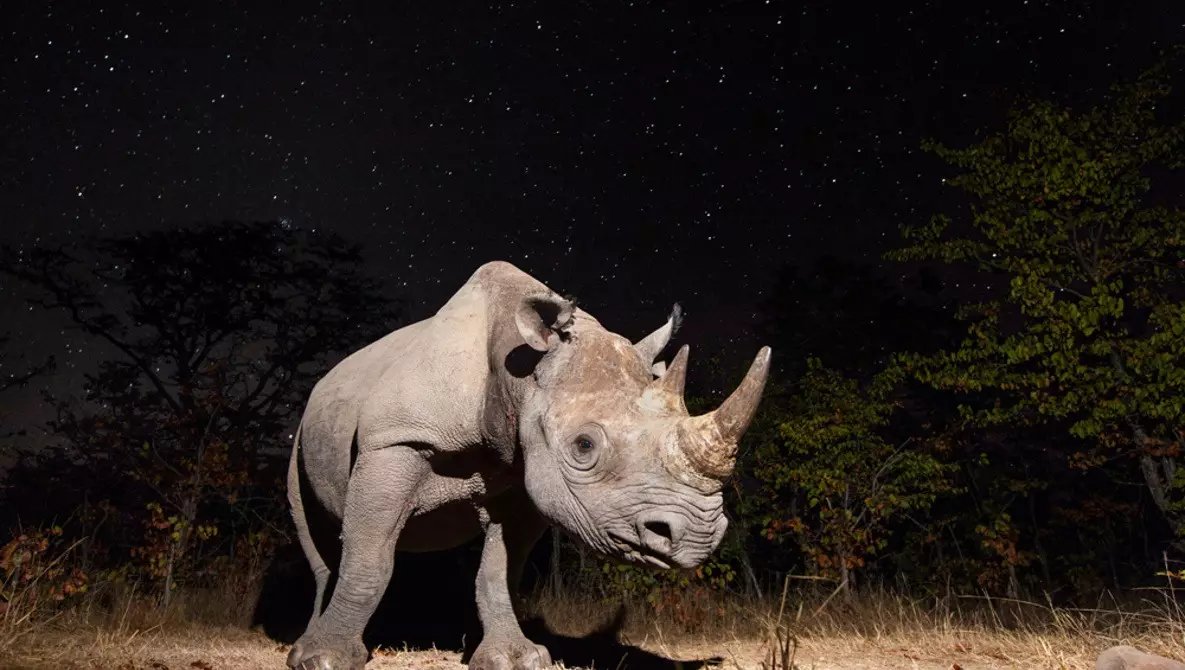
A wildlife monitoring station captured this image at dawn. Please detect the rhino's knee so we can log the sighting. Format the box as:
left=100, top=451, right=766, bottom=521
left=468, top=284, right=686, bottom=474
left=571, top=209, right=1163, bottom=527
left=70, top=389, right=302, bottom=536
left=338, top=578, right=384, bottom=604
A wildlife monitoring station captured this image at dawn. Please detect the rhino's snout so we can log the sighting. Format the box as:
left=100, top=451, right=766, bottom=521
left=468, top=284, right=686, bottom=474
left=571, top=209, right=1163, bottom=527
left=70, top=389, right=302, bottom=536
left=609, top=507, right=727, bottom=570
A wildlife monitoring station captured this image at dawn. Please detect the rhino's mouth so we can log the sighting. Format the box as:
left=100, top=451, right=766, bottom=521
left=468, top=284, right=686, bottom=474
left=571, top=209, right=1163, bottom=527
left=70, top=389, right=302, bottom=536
left=607, top=530, right=672, bottom=570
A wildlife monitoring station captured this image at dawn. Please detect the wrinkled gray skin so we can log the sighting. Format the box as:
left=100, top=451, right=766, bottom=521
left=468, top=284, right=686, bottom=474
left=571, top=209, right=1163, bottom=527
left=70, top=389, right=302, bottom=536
left=1097, top=646, right=1185, bottom=670
left=286, top=261, right=772, bottom=670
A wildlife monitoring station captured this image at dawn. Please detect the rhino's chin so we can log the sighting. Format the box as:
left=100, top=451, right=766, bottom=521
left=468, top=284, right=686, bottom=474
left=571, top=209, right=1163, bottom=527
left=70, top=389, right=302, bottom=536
left=604, top=529, right=718, bottom=570
left=607, top=530, right=675, bottom=569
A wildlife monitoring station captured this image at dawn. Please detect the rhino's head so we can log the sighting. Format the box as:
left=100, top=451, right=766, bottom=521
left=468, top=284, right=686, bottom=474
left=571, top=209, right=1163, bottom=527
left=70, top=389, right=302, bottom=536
left=512, top=293, right=770, bottom=569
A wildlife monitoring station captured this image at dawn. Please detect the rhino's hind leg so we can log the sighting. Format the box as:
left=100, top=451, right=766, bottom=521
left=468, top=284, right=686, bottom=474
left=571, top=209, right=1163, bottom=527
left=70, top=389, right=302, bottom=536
left=288, top=447, right=427, bottom=670
left=470, top=494, right=551, bottom=670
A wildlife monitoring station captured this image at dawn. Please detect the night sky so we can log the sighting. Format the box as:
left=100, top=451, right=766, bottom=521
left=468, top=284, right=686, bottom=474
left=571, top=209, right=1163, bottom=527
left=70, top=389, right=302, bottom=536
left=1, top=1, right=1182, bottom=434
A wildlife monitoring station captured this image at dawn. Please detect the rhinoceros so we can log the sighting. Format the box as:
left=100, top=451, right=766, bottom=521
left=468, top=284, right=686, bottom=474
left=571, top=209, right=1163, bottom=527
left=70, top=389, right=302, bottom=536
left=285, top=261, right=771, bottom=670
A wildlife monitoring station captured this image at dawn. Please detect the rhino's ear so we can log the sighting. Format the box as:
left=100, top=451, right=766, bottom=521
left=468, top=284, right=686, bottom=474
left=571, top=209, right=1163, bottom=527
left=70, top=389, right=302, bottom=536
left=515, top=292, right=576, bottom=352
left=635, top=303, right=683, bottom=365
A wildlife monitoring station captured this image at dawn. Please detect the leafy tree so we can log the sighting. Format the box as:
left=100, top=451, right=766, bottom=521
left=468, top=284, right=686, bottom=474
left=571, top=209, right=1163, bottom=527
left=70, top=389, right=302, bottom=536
left=725, top=258, right=963, bottom=591
left=889, top=56, right=1185, bottom=539
left=0, top=222, right=400, bottom=602
left=747, top=360, right=954, bottom=599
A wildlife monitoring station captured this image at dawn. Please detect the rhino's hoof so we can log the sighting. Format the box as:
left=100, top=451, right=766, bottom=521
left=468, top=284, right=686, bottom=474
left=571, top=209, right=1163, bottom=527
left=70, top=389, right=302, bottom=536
left=469, top=638, right=553, bottom=670
left=287, top=634, right=368, bottom=670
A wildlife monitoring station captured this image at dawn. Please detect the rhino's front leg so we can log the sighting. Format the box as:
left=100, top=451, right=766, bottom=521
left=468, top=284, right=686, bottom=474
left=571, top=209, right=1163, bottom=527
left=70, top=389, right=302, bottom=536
left=288, top=447, right=426, bottom=670
left=470, top=498, right=551, bottom=670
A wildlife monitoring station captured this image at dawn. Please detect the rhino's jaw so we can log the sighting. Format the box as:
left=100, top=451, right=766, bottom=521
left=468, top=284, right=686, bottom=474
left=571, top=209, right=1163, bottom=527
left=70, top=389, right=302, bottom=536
left=607, top=531, right=675, bottom=569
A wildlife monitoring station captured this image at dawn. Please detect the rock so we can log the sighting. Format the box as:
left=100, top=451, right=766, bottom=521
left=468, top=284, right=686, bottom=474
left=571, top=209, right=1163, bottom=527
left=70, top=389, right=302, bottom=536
left=1097, top=645, right=1185, bottom=670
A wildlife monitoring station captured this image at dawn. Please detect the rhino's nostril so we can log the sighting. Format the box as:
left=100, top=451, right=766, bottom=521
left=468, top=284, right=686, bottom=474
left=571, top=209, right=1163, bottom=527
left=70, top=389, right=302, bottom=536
left=644, top=520, right=673, bottom=542
left=637, top=512, right=687, bottom=557
left=644, top=517, right=673, bottom=543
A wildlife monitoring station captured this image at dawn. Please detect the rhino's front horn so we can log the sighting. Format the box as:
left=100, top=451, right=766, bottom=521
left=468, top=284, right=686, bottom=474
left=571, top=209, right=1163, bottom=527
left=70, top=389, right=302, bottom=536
left=680, top=347, right=772, bottom=481
left=708, top=346, right=771, bottom=443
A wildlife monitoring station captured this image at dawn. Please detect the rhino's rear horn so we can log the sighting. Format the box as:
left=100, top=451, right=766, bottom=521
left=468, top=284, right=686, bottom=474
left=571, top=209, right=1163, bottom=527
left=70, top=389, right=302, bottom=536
left=655, top=345, right=689, bottom=397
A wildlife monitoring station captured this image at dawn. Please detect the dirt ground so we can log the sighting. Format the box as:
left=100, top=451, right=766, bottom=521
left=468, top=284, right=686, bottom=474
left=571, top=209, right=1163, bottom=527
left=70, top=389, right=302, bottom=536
left=0, top=625, right=1095, bottom=669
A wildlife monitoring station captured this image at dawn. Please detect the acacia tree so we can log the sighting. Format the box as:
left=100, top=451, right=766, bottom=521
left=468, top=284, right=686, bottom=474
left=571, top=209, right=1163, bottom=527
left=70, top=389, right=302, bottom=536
left=0, top=334, right=55, bottom=397
left=889, top=56, right=1185, bottom=540
left=0, top=222, right=400, bottom=601
left=0, top=335, right=55, bottom=449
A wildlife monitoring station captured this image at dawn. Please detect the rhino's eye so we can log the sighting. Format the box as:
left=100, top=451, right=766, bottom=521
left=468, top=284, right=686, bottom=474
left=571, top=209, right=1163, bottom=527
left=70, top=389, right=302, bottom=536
left=571, top=434, right=598, bottom=467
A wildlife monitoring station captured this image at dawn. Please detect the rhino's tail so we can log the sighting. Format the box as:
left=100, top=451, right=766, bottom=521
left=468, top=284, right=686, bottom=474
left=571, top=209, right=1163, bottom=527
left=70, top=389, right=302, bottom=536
left=286, top=420, right=306, bottom=518
left=285, top=420, right=335, bottom=623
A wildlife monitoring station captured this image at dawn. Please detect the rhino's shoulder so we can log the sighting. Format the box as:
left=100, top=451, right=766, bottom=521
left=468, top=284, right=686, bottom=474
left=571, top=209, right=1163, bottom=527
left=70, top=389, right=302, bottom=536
left=460, top=261, right=554, bottom=308
left=467, top=260, right=534, bottom=285
left=305, top=262, right=552, bottom=459
left=355, top=281, right=494, bottom=452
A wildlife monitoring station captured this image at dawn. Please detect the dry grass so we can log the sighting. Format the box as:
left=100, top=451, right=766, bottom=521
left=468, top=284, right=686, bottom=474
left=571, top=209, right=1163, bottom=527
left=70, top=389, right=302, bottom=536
left=530, top=577, right=1185, bottom=669
left=4, top=577, right=1185, bottom=669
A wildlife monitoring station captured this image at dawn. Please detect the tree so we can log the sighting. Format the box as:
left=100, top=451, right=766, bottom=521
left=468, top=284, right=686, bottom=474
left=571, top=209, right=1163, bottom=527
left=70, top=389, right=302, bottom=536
left=0, top=221, right=401, bottom=602
left=0, top=334, right=55, bottom=397
left=729, top=257, right=963, bottom=591
left=0, top=334, right=55, bottom=448
left=746, top=360, right=953, bottom=599
left=889, top=55, right=1185, bottom=540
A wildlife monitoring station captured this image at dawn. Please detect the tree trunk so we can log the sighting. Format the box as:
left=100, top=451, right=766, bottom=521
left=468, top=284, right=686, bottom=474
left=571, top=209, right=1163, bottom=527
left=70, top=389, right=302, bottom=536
left=161, top=496, right=199, bottom=609
left=1110, top=350, right=1182, bottom=538
left=840, top=484, right=855, bottom=603
left=1105, top=517, right=1121, bottom=591
left=1139, top=454, right=1176, bottom=517
left=1136, top=442, right=1184, bottom=546
left=839, top=551, right=854, bottom=603
left=162, top=540, right=179, bottom=609
left=739, top=546, right=761, bottom=599
left=1026, top=486, right=1052, bottom=589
